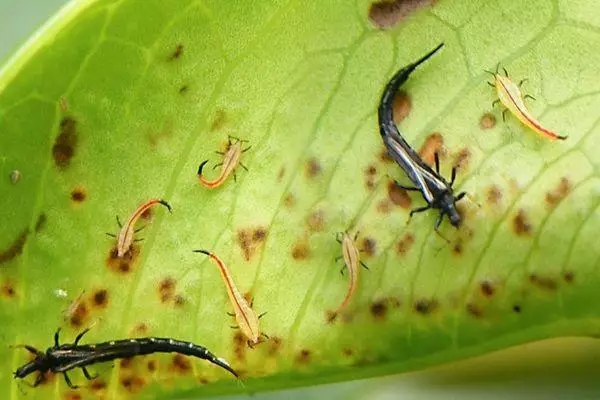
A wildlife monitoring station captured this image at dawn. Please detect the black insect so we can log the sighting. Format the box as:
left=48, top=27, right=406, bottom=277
left=378, top=43, right=466, bottom=231
left=14, top=329, right=238, bottom=389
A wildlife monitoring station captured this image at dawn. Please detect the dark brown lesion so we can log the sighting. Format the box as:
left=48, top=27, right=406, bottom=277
left=513, top=209, right=533, bottom=236
left=168, top=44, right=184, bottom=61
left=170, top=354, right=191, bottom=374
left=0, top=229, right=29, bottom=264
left=295, top=349, right=311, bottom=365
left=396, top=233, right=415, bottom=255
left=368, top=0, right=435, bottom=29
left=91, top=289, right=109, bottom=308
left=370, top=299, right=388, bottom=320
left=52, top=117, right=78, bottom=169
left=418, top=132, right=444, bottom=167
left=387, top=181, right=412, bottom=209
left=528, top=274, right=557, bottom=291
left=305, top=157, right=322, bottom=179
left=413, top=298, right=439, bottom=315
left=545, top=177, right=571, bottom=208
left=237, top=227, right=268, bottom=261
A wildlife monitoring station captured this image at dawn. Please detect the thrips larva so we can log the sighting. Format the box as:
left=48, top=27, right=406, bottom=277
left=193, top=249, right=266, bottom=347
left=107, top=199, right=172, bottom=258
left=9, top=170, right=21, bottom=184
left=378, top=43, right=466, bottom=231
left=334, top=231, right=368, bottom=315
left=486, top=66, right=567, bottom=141
left=197, top=136, right=250, bottom=189
left=13, top=329, right=237, bottom=388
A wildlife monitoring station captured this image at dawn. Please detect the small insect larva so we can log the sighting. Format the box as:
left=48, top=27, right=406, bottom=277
left=197, top=136, right=250, bottom=189
left=107, top=199, right=172, bottom=258
left=9, top=170, right=22, bottom=184
left=193, top=249, right=265, bottom=347
left=487, top=67, right=567, bottom=141
left=334, top=232, right=368, bottom=314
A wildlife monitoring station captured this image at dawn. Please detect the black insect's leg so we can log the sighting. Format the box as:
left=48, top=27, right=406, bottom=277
left=434, top=152, right=440, bottom=174
left=487, top=81, right=495, bottom=87
left=212, top=162, right=223, bottom=170
left=63, top=372, right=79, bottom=389
left=518, top=78, right=528, bottom=87
left=409, top=205, right=431, bottom=219
left=54, top=328, right=62, bottom=347
left=502, top=67, right=509, bottom=77
left=82, top=367, right=98, bottom=381
left=524, top=94, right=536, bottom=101
left=23, top=345, right=42, bottom=356
left=258, top=311, right=268, bottom=319
left=353, top=230, right=360, bottom=241
left=260, top=333, right=270, bottom=340
left=229, top=325, right=239, bottom=329
left=215, top=151, right=225, bottom=155
left=491, top=99, right=500, bottom=108
left=394, top=181, right=420, bottom=191
left=335, top=255, right=343, bottom=263
left=335, top=232, right=342, bottom=244
left=116, top=216, right=122, bottom=228
left=339, top=264, right=346, bottom=276
left=359, top=261, right=369, bottom=270
left=450, top=165, right=458, bottom=187
left=74, top=328, right=91, bottom=345
left=134, top=225, right=146, bottom=233
left=502, top=109, right=509, bottom=122
left=33, top=373, right=44, bottom=387
left=105, top=232, right=116, bottom=238
left=247, top=340, right=255, bottom=349
left=134, top=238, right=145, bottom=243
left=242, top=145, right=252, bottom=153
left=239, top=162, right=249, bottom=171
left=434, top=213, right=450, bottom=244
left=233, top=172, right=237, bottom=182
left=226, top=312, right=235, bottom=317
left=455, top=192, right=466, bottom=202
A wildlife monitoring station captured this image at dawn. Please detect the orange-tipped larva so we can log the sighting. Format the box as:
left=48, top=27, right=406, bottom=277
left=197, top=136, right=250, bottom=188
left=334, top=231, right=368, bottom=314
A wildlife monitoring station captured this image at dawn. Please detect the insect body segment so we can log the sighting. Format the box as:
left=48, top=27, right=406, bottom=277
left=197, top=136, right=250, bottom=189
left=194, top=250, right=264, bottom=347
left=334, top=232, right=367, bottom=314
left=378, top=43, right=466, bottom=230
left=110, top=199, right=172, bottom=258
left=14, top=329, right=238, bottom=389
left=488, top=69, right=567, bottom=140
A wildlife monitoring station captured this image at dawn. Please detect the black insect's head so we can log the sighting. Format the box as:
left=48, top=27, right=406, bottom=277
left=439, top=192, right=462, bottom=228
left=448, top=206, right=461, bottom=227
left=14, top=360, right=42, bottom=379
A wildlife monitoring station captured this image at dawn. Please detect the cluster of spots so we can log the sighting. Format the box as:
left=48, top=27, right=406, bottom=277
left=306, top=210, right=326, bottom=232
left=396, top=232, right=415, bottom=256
left=512, top=209, right=532, bottom=236
left=291, top=238, right=311, bottom=261
left=387, top=181, right=411, bottom=209
left=157, top=278, right=185, bottom=307
left=295, top=349, right=311, bottom=365
left=70, top=186, right=87, bottom=203
left=67, top=289, right=109, bottom=328
left=1, top=280, right=16, bottom=299
left=453, top=148, right=471, bottom=170
left=106, top=245, right=139, bottom=274
left=528, top=273, right=557, bottom=291
left=305, top=157, right=322, bottom=179
left=418, top=133, right=444, bottom=166
left=237, top=227, right=268, bottom=261
left=368, top=0, right=435, bottom=29
left=0, top=228, right=29, bottom=264
left=486, top=185, right=502, bottom=205
left=361, top=237, right=377, bottom=257
left=35, top=214, right=47, bottom=233
left=210, top=110, right=227, bottom=132
left=480, top=112, right=497, bottom=129
left=168, top=44, right=184, bottom=61
left=52, top=116, right=78, bottom=169
left=392, top=91, right=411, bottom=123
left=170, top=354, right=192, bottom=375
left=364, top=164, right=377, bottom=190
left=414, top=298, right=439, bottom=315
left=545, top=177, right=571, bottom=208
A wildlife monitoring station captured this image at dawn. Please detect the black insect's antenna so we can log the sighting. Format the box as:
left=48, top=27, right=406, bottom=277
left=379, top=43, right=444, bottom=138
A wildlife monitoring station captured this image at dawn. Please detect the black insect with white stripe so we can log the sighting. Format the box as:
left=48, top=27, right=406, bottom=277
left=378, top=43, right=466, bottom=231
left=14, top=329, right=238, bottom=388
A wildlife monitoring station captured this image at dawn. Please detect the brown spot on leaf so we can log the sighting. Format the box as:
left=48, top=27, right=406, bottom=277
left=486, top=185, right=502, bottom=205
left=305, top=157, right=322, bottom=178
left=369, top=0, right=435, bottom=29
left=563, top=271, right=575, bottom=283
left=233, top=331, right=247, bottom=361
left=418, top=132, right=444, bottom=167
left=35, top=214, right=47, bottom=232
left=268, top=336, right=283, bottom=356
left=158, top=278, right=176, bottom=303
left=171, top=354, right=191, bottom=374
left=453, top=148, right=471, bottom=169
left=120, top=375, right=145, bottom=393
left=529, top=274, right=557, bottom=291
left=480, top=113, right=496, bottom=129
left=480, top=280, right=495, bottom=297
left=387, top=181, right=412, bottom=208
left=512, top=304, right=522, bottom=313
left=1, top=280, right=16, bottom=299
left=545, top=177, right=571, bottom=208
left=452, top=239, right=463, bottom=255
left=52, top=117, right=78, bottom=169
left=64, top=392, right=82, bottom=400
left=91, top=289, right=108, bottom=308
left=291, top=241, right=310, bottom=260
left=0, top=229, right=29, bottom=264
left=69, top=302, right=89, bottom=328
left=370, top=299, right=388, bottom=320
left=132, top=322, right=148, bottom=335
left=295, top=349, right=311, bottom=365
left=174, top=294, right=186, bottom=307
left=325, top=310, right=338, bottom=324
left=414, top=298, right=439, bottom=315
left=120, top=358, right=132, bottom=369
left=90, top=380, right=107, bottom=392
left=306, top=210, right=326, bottom=232
left=179, top=85, right=189, bottom=94
left=210, top=109, right=226, bottom=132
left=106, top=245, right=139, bottom=274
left=364, top=164, right=377, bottom=189
left=392, top=91, right=411, bottom=123
left=70, top=187, right=86, bottom=203
left=377, top=199, right=392, bottom=214
left=361, top=237, right=376, bottom=257
left=168, top=44, right=184, bottom=60
left=237, top=227, right=268, bottom=261
left=284, top=193, right=296, bottom=208
left=147, top=360, right=157, bottom=372
left=342, top=348, right=354, bottom=357
left=396, top=233, right=415, bottom=255
left=466, top=303, right=483, bottom=318
left=277, top=167, right=285, bottom=182
left=513, top=209, right=533, bottom=236
left=379, top=149, right=393, bottom=163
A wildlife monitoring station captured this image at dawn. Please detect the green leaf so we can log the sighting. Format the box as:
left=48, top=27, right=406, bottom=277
left=1, top=0, right=600, bottom=399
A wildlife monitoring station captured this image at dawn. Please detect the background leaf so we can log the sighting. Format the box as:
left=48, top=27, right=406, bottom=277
left=1, top=0, right=600, bottom=399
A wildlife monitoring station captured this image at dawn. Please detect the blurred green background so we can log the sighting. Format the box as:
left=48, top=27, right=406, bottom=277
left=2, top=1, right=600, bottom=399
